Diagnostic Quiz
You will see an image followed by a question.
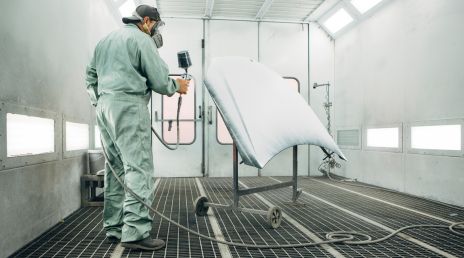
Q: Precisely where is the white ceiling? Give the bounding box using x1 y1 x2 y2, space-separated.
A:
118 0 388 38
154 0 325 22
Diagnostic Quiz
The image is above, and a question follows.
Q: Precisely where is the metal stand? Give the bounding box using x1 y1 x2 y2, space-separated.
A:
194 143 302 229
80 174 104 207
81 152 105 207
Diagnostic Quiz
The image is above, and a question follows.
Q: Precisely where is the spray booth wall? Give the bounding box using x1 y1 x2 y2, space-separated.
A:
332 0 464 206
0 1 118 257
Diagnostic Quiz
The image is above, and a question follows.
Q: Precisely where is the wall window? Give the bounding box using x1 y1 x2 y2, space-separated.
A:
367 127 399 148
6 113 55 157
66 122 89 151
162 76 196 144
217 110 233 144
411 125 461 151
285 77 300 92
95 125 102 149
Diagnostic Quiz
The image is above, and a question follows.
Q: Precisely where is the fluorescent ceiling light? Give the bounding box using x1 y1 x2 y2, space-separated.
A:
351 0 383 14
323 8 354 34
119 0 136 17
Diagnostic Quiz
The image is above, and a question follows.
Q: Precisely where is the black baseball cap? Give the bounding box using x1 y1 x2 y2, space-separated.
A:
122 5 161 24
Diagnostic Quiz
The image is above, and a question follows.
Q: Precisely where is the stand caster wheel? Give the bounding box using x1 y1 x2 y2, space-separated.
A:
267 206 282 229
194 196 209 216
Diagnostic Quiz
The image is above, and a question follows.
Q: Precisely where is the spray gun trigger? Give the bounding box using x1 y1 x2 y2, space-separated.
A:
168 120 173 131
182 74 193 80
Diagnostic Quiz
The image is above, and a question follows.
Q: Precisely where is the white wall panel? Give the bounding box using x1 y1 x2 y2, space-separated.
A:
0 1 118 256
404 154 464 206
208 20 259 60
333 0 464 206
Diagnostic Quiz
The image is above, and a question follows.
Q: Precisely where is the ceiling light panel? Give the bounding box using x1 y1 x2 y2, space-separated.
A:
323 8 354 34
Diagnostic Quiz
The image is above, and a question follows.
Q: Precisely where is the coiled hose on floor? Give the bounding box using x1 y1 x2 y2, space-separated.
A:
100 96 464 249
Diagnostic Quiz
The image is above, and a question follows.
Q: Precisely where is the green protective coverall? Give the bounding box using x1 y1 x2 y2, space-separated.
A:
85 23 179 242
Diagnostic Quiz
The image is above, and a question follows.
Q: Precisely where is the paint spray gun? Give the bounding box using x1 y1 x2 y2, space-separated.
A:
175 50 192 112
177 50 192 80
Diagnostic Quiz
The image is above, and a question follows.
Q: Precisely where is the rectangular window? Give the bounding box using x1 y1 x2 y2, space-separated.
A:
95 125 101 149
7 113 55 157
163 122 195 144
367 127 399 148
217 111 233 144
285 77 300 92
351 0 383 14
66 122 89 151
323 8 354 34
411 125 461 151
162 76 196 144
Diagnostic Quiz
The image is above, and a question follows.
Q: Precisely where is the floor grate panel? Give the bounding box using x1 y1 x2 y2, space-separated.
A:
240 177 444 257
122 178 220 258
9 207 114 258
276 176 464 257
9 176 464 257
200 178 333 257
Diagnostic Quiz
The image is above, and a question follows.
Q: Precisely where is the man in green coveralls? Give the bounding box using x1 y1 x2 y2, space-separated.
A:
85 5 189 251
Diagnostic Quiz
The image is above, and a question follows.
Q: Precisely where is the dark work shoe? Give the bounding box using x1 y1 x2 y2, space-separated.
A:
121 237 165 251
106 236 120 244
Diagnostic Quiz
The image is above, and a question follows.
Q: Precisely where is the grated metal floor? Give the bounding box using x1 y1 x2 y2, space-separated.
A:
10 177 464 258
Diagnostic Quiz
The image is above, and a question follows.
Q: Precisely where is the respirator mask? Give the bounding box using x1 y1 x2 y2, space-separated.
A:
150 20 165 48
132 10 165 48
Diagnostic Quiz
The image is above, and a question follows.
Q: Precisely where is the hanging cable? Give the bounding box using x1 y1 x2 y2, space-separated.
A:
151 95 182 150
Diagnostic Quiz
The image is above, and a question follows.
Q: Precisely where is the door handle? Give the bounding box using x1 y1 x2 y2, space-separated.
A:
208 106 213 125
154 110 201 122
